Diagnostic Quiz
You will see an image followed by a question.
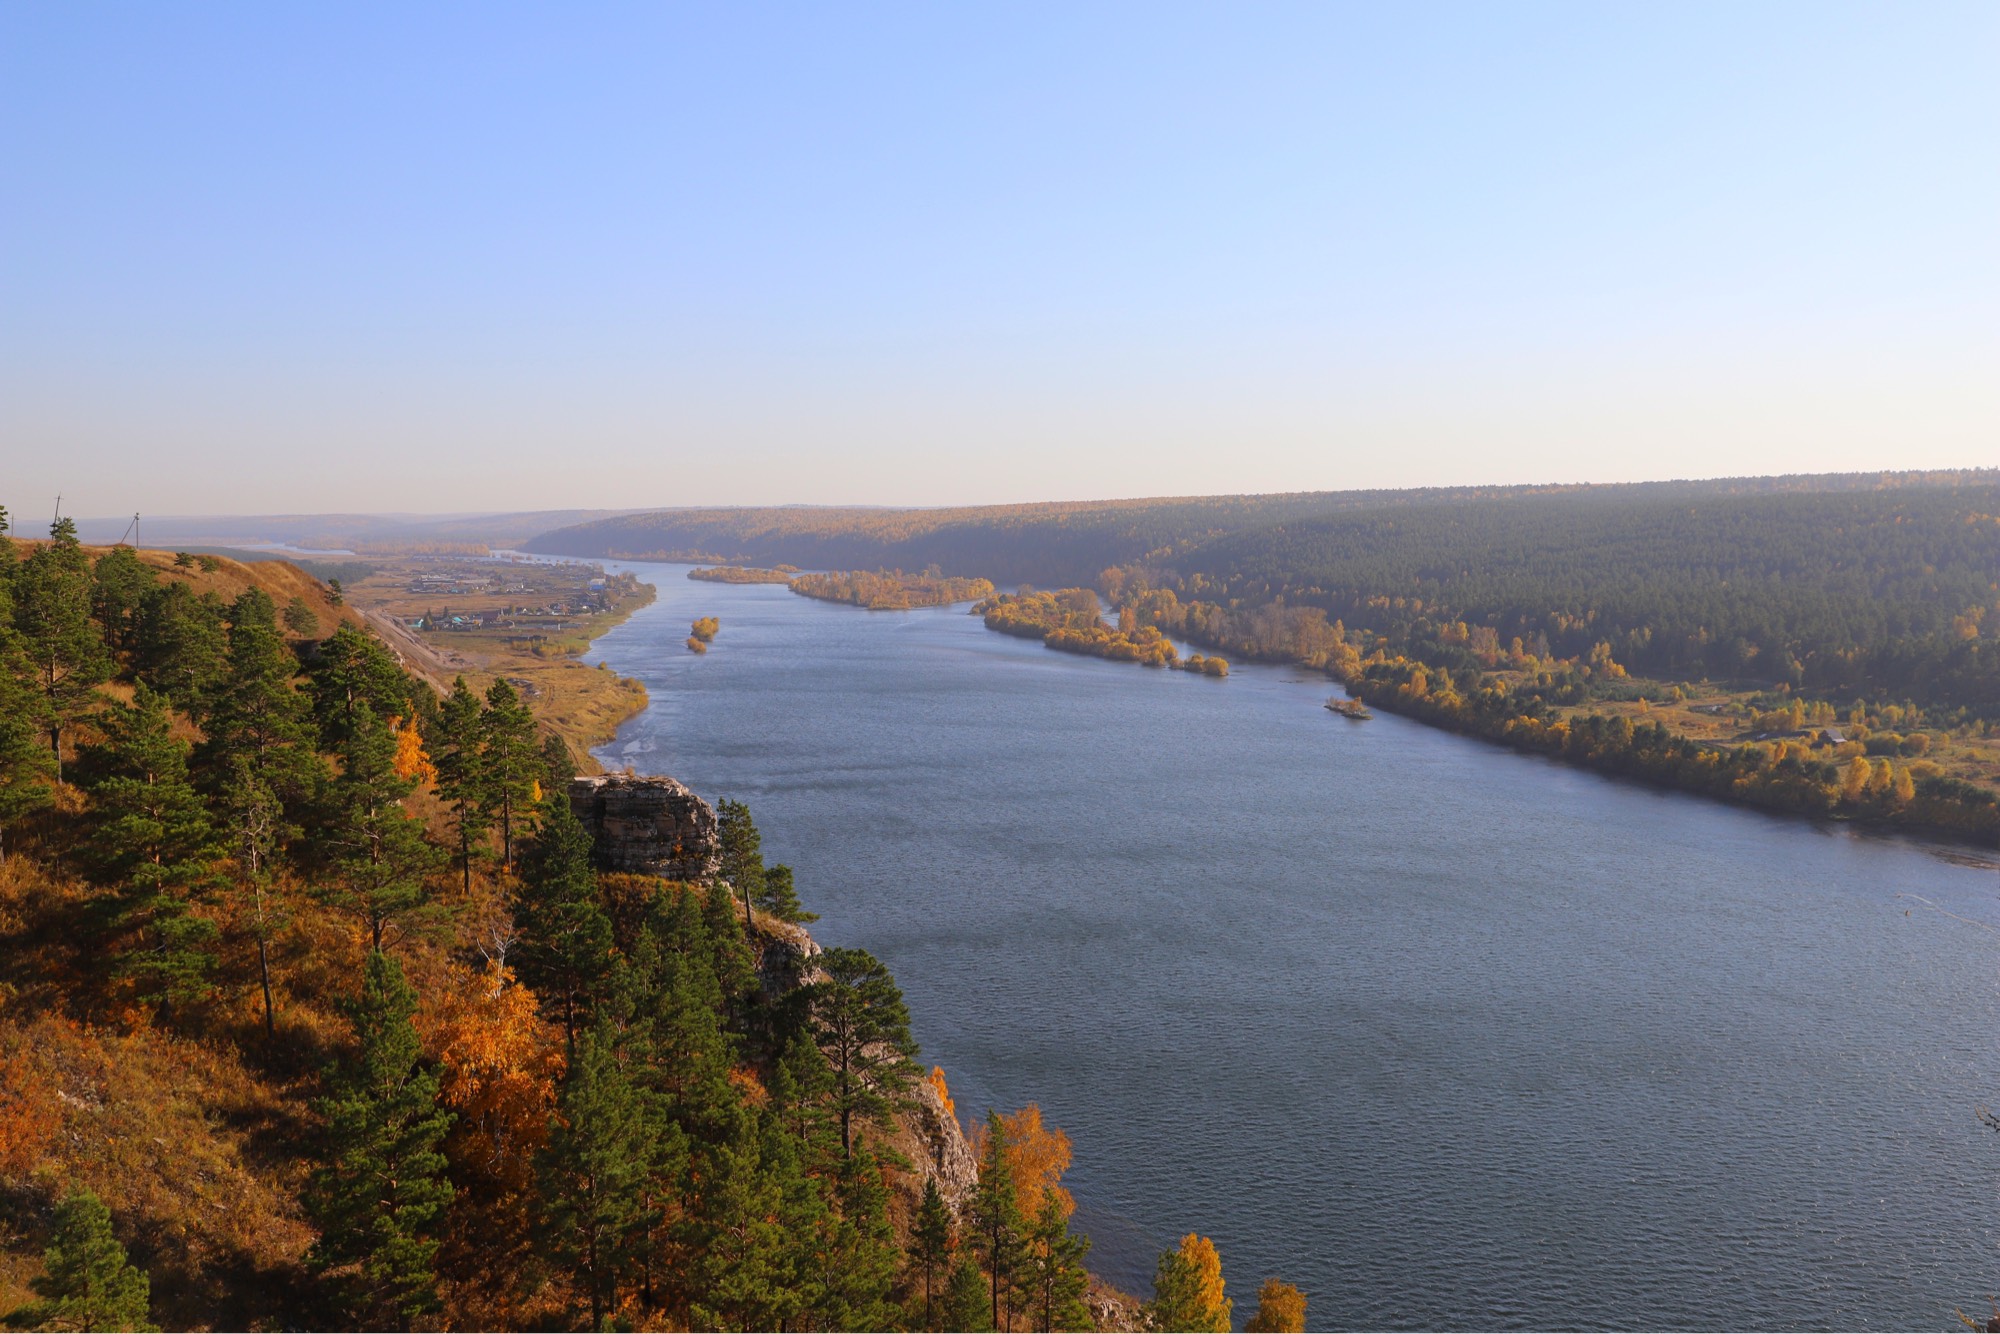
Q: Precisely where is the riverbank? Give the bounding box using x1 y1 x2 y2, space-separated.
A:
344 554 659 770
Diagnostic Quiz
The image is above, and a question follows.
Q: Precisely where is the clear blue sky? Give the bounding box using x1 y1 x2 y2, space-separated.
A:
3 2 1994 517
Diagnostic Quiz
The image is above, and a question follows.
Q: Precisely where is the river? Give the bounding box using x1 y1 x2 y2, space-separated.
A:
585 561 2000 1331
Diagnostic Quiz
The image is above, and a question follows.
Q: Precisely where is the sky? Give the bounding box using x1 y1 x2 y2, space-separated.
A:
2 2 1995 519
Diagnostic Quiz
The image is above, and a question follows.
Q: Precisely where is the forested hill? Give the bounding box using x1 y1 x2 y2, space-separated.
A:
1169 483 2000 708
525 471 1991 588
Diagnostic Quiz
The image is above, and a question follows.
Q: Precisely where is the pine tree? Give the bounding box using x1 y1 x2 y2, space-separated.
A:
536 1017 672 1329
715 797 766 936
814 1149 903 1332
307 624 416 754
133 581 226 712
197 589 317 807
540 731 578 788
431 676 491 894
306 951 455 1329
318 711 445 953
971 1111 1026 1330
701 881 758 1018
759 862 819 924
478 678 541 869
11 522 109 783
908 1176 953 1331
512 795 615 1059
223 758 290 1041
808 947 920 1160
89 546 157 661
8 1188 155 1332
686 1117 789 1333
0 592 55 864
941 1255 994 1334
1024 1192 1092 1332
84 686 224 1013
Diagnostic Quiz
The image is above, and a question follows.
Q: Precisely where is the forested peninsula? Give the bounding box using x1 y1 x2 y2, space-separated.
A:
530 473 2000 847
0 511 1296 1333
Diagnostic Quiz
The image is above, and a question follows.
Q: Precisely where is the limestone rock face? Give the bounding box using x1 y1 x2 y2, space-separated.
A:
568 774 720 881
913 1075 980 1216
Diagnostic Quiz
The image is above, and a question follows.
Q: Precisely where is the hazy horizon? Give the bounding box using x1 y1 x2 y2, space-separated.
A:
5 1 1995 516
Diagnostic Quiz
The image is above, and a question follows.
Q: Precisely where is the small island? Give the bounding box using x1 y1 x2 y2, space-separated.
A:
687 615 719 653
789 568 995 610
1326 696 1372 719
688 565 796 583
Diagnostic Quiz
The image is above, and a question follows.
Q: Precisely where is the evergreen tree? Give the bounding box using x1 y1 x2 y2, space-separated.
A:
11 523 109 782
307 624 415 754
941 1255 994 1334
540 731 578 788
971 1111 1026 1330
908 1177 953 1331
89 546 157 660
768 1029 839 1167
1024 1192 1092 1333
197 589 317 807
83 686 224 1013
133 581 226 712
306 951 455 1329
808 947 920 1160
813 1149 904 1332
478 679 541 868
512 796 615 1059
223 758 290 1041
318 711 446 953
0 592 55 864
686 1115 789 1334
758 863 818 924
715 797 766 935
7 1188 155 1332
537 1017 673 1329
701 881 758 1019
430 676 490 894
282 596 320 637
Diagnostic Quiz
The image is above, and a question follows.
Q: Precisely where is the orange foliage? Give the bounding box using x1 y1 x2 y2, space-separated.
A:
391 712 438 785
423 960 564 1190
0 1043 59 1174
996 1103 1073 1220
926 1065 955 1123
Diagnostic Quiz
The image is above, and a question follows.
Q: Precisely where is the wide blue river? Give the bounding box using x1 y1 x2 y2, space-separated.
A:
585 561 2000 1330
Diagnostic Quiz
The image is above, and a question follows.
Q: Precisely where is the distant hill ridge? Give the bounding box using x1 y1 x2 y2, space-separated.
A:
523 470 2000 587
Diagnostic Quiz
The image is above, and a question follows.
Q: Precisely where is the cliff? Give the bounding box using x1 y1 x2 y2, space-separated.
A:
568 773 720 881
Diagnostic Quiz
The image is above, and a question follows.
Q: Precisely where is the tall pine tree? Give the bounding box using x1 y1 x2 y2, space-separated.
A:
512 795 615 1060
306 951 455 1329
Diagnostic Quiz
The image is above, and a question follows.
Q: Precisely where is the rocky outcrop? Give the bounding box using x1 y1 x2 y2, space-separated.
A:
912 1072 980 1215
569 774 720 881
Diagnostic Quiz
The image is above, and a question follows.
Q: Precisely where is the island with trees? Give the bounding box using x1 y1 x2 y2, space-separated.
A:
687 565 796 584
789 569 996 611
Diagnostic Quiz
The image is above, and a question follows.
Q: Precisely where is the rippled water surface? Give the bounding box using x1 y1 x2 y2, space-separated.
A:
587 562 2000 1330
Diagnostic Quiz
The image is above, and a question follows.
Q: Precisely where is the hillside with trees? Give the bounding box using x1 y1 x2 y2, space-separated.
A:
0 509 1288 1331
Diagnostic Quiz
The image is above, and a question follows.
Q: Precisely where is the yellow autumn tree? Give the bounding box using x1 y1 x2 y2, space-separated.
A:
1244 1278 1307 1333
391 711 438 785
996 1103 1074 1220
424 959 564 1193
